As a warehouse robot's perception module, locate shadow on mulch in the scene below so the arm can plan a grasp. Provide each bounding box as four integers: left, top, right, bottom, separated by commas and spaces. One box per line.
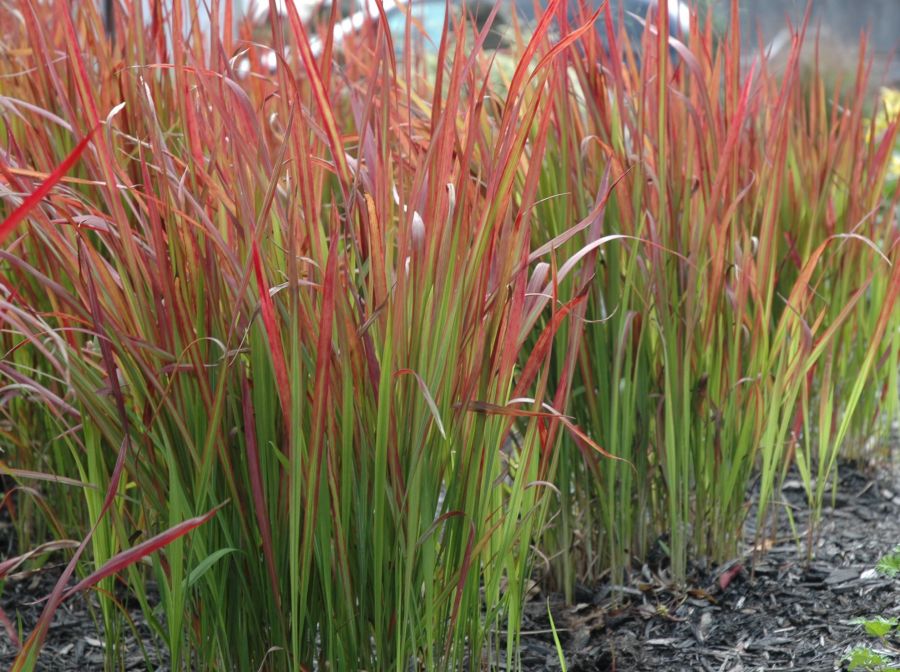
519, 461, 900, 671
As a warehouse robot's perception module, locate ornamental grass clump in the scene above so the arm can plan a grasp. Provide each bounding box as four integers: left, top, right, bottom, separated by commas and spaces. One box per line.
531, 0, 900, 591
0, 0, 899, 671
0, 0, 600, 669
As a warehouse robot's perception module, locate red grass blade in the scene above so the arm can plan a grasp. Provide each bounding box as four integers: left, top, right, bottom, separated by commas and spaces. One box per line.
56, 506, 221, 604
0, 463, 97, 491
0, 126, 97, 247
251, 241, 292, 427
464, 399, 628, 464
282, 0, 353, 198
528, 164, 619, 262
0, 540, 81, 579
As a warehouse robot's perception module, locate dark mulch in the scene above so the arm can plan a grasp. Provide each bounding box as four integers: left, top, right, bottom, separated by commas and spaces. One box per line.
519, 461, 900, 671
0, 498, 170, 672
3, 460, 900, 671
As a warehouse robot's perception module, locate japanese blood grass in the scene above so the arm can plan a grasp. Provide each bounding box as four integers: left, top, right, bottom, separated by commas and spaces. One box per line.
3, 0, 900, 669
0, 0, 611, 669
527, 0, 900, 591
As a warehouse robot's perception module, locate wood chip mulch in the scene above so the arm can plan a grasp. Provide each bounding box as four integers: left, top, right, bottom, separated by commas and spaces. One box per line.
518, 462, 900, 671
3, 458, 900, 671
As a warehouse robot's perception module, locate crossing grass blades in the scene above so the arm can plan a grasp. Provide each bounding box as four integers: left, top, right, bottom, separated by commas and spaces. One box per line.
0, 0, 898, 670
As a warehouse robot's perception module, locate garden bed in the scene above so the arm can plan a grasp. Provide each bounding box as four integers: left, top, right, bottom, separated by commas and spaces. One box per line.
4, 457, 900, 671
519, 460, 900, 671
2, 0, 899, 669
0, 513, 169, 672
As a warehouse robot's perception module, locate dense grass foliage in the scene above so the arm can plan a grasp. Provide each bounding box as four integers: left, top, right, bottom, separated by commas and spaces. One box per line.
0, 1, 898, 670
532, 3, 900, 591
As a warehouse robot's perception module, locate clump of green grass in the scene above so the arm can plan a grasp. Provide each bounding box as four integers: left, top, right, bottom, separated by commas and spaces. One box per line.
1, 0, 898, 670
